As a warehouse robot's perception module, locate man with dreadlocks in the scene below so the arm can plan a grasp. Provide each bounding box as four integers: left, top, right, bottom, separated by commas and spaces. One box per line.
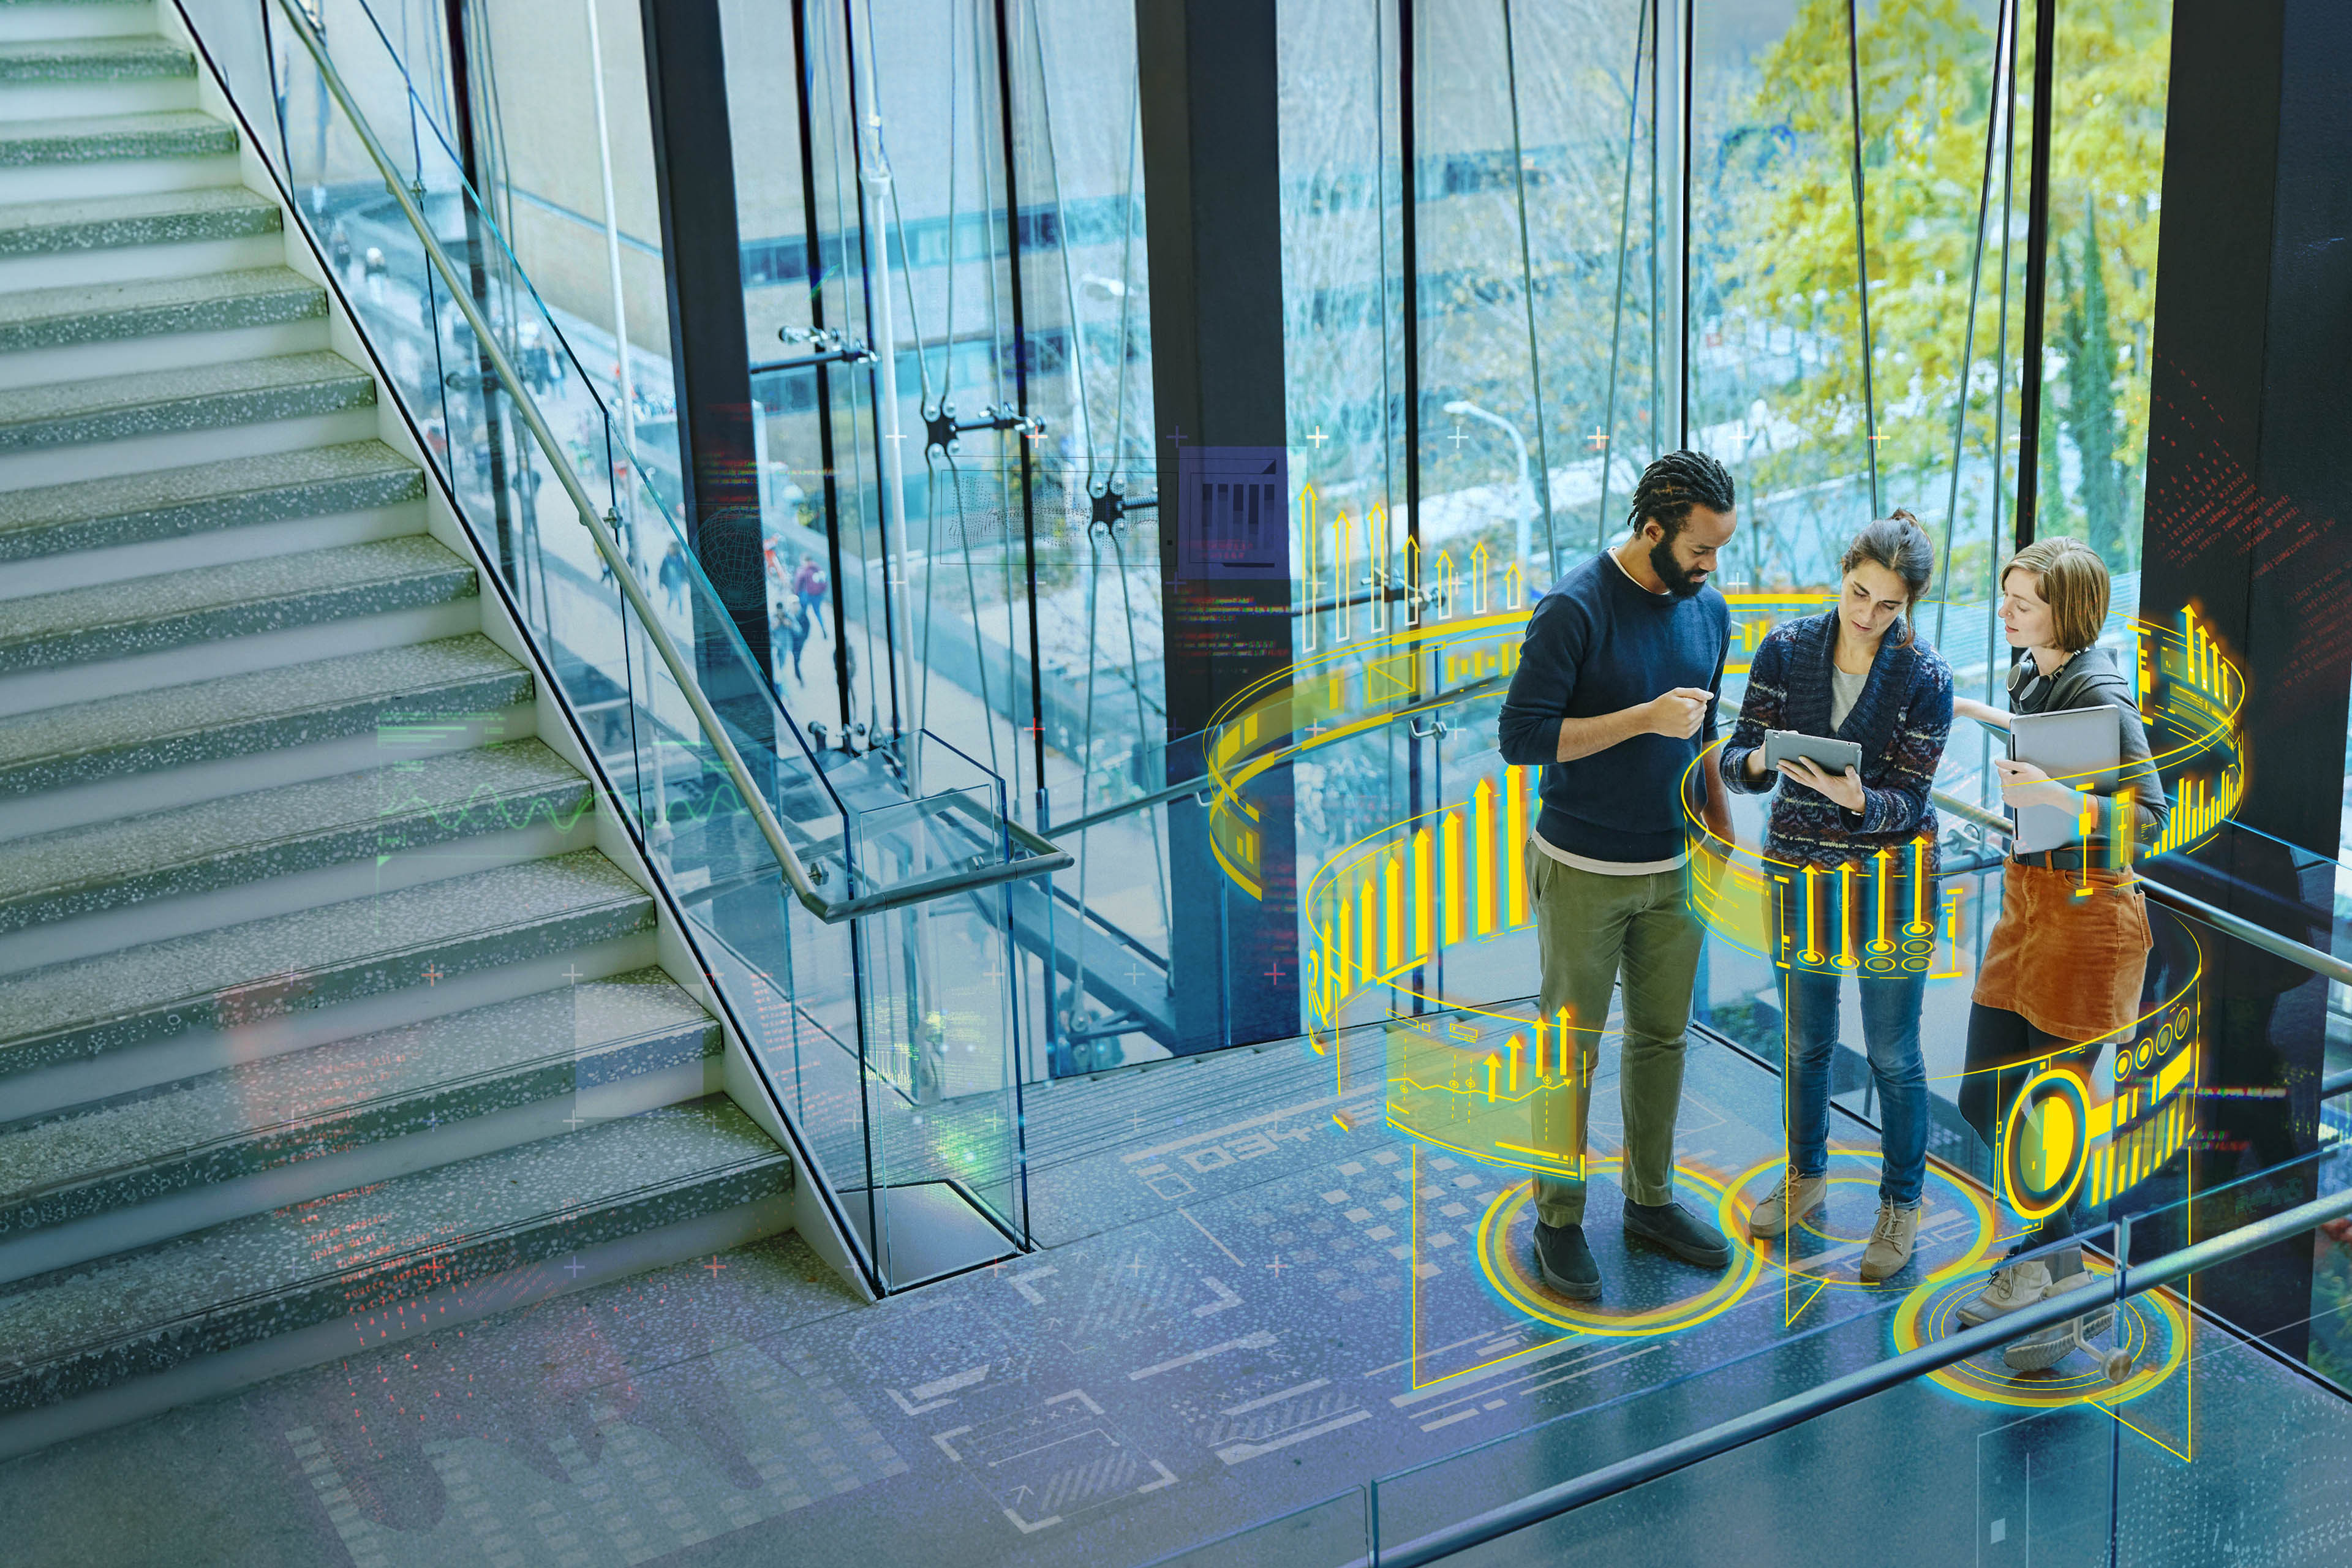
1496, 450, 1740, 1301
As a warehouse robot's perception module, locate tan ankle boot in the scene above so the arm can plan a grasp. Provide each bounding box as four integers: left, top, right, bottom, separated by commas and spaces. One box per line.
1747, 1167, 1828, 1238
1958, 1258, 2052, 1326
1859, 1200, 1925, 1281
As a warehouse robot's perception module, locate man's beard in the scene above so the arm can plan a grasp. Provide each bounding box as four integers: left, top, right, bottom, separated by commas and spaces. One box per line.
1648, 533, 1708, 598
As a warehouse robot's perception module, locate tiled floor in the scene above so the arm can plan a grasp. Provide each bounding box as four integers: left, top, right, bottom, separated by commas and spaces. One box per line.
4, 1033, 2345, 1567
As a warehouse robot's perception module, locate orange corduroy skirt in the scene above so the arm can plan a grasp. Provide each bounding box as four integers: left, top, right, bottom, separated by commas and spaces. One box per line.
1972, 861, 2153, 1043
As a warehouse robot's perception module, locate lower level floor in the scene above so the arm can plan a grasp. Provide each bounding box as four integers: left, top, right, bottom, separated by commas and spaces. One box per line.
6, 1027, 2349, 1567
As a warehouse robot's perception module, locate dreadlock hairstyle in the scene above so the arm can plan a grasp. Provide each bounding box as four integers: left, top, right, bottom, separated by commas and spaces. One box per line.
1626, 450, 1736, 542
1839, 508, 1936, 647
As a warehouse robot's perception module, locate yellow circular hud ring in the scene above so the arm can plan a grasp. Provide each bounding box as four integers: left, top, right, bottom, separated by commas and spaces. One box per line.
1891, 1261, 2191, 1409
2002, 1065, 2094, 1223
1722, 1155, 2001, 1291
1476, 1159, 1763, 1336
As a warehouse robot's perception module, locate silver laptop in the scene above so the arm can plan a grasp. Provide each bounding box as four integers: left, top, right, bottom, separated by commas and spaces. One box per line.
2009, 705, 2121, 854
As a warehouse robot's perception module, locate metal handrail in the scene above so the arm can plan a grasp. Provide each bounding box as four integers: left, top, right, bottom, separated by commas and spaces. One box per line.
1046, 668, 1510, 840
267, 0, 1063, 923
1047, 773, 1211, 837
1370, 1182, 2352, 1567
1929, 785, 2012, 840
2138, 874, 2352, 989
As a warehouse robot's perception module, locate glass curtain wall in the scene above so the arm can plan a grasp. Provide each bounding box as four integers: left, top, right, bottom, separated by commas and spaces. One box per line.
401, 1, 2198, 1131
654, 0, 2181, 1097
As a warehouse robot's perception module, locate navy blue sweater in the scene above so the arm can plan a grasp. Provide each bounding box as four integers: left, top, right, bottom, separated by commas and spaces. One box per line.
1496, 551, 1730, 862
1720, 612, 1954, 870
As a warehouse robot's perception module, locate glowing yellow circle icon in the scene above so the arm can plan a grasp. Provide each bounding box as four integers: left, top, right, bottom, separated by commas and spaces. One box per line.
2003, 1065, 2092, 1222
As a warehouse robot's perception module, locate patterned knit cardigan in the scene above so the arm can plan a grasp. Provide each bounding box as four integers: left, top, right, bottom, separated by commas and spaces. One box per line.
1720, 611, 1954, 871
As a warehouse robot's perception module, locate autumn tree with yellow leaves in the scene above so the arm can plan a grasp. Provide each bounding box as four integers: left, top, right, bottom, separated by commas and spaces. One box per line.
1697, 0, 2169, 581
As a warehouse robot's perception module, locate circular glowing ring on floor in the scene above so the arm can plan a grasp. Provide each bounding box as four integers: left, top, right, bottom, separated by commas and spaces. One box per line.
1890, 1261, 2191, 1409
1476, 1159, 1763, 1336
1721, 1155, 2000, 1292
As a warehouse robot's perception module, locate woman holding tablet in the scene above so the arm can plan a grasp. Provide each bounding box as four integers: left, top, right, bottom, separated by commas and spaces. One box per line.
1948, 538, 2167, 1370
1721, 513, 1953, 1281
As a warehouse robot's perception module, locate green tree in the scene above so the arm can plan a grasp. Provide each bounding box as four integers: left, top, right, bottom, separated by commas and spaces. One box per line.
1698, 0, 2170, 586
2059, 201, 2127, 560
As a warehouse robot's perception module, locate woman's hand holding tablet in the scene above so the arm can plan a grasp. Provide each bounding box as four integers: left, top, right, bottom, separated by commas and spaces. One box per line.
1762, 729, 1868, 812
1778, 755, 1866, 812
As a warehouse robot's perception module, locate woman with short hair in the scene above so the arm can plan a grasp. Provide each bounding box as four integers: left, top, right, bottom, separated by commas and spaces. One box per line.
1950, 537, 2168, 1371
1722, 511, 1953, 1282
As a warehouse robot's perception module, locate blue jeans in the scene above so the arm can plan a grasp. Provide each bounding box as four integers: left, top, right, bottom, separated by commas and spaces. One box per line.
1780, 965, 1929, 1206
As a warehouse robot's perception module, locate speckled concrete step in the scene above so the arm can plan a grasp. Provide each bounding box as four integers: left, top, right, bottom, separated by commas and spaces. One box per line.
0, 266, 321, 355
0, 1, 155, 43
0, 968, 717, 1240
0, 36, 189, 82
0, 535, 473, 675
0, 739, 589, 937
0, 848, 655, 1079
0, 1096, 788, 1414
0, 349, 373, 454
0, 632, 529, 797
0, 440, 419, 563
0, 187, 278, 259
0, 108, 228, 167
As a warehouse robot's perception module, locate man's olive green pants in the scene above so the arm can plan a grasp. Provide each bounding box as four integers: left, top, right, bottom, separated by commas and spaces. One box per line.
1528, 843, 1704, 1228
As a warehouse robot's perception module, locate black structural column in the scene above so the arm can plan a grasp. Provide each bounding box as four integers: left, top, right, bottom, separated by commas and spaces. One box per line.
639, 0, 773, 696
2137, 0, 2352, 1360
1136, 0, 1299, 1055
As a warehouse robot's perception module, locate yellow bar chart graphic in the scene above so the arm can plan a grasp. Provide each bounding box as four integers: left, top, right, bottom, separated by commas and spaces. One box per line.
1305, 764, 1550, 1009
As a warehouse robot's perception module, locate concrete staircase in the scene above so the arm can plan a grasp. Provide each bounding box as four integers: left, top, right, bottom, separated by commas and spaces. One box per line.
0, 0, 793, 1456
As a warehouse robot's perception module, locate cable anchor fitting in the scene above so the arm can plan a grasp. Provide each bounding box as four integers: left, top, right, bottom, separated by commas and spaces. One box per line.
1088, 480, 1159, 530
924, 399, 1046, 456
752, 326, 878, 377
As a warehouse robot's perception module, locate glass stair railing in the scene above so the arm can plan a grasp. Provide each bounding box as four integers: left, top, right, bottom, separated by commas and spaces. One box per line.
172, 0, 1068, 1296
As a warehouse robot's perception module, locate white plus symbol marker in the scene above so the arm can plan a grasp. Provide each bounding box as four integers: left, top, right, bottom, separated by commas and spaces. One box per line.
1309, 426, 1328, 448
1449, 424, 1469, 448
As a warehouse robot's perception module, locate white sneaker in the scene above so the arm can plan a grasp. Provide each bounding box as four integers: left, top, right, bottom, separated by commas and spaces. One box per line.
1958, 1258, 2052, 1326
1747, 1167, 1829, 1238
1859, 1200, 1926, 1282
